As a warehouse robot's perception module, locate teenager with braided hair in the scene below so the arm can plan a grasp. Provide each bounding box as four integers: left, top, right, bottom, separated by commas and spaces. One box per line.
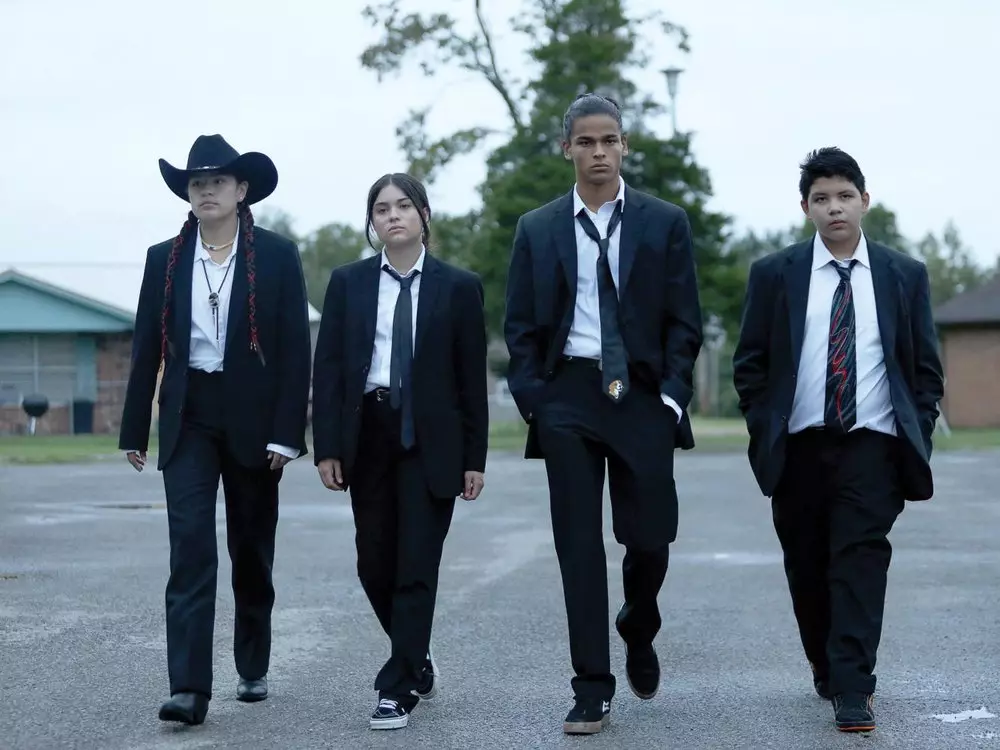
119, 134, 312, 726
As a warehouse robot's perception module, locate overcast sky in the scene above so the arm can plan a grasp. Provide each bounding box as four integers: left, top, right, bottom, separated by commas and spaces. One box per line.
1, 0, 996, 269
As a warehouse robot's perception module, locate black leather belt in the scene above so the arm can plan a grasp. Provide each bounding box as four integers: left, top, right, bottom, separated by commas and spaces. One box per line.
559, 355, 602, 370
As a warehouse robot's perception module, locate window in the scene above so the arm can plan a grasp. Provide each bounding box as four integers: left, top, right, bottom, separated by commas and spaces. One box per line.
0, 334, 78, 405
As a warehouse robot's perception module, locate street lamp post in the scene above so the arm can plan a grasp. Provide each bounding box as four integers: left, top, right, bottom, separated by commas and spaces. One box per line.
661, 66, 683, 136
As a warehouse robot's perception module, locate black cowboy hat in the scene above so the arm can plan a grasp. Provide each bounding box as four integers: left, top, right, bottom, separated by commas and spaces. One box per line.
158, 134, 278, 205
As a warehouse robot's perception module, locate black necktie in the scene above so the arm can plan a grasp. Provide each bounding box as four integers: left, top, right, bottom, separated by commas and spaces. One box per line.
383, 265, 419, 449
825, 259, 858, 433
576, 201, 628, 402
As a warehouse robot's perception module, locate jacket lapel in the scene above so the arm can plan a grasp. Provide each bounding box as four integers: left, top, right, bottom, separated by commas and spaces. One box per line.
358, 255, 381, 365
617, 186, 645, 292
224, 247, 247, 356
868, 242, 899, 355
553, 192, 577, 293
783, 239, 813, 373
170, 232, 196, 364
415, 254, 440, 356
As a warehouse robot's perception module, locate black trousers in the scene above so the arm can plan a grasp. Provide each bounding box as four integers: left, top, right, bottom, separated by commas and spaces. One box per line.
535, 358, 676, 701
772, 427, 905, 696
160, 369, 281, 698
349, 389, 455, 707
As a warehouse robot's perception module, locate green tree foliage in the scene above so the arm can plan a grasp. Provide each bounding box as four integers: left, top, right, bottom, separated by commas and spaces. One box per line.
256, 209, 368, 310
861, 203, 908, 251
726, 202, 993, 310
729, 203, 911, 266
915, 221, 991, 306
360, 0, 737, 336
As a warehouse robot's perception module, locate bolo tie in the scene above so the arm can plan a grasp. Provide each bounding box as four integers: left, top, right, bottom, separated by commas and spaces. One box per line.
201, 258, 233, 343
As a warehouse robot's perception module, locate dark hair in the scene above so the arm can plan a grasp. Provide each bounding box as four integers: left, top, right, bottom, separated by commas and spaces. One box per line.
799, 147, 866, 201
160, 199, 264, 366
364, 173, 432, 251
562, 93, 623, 141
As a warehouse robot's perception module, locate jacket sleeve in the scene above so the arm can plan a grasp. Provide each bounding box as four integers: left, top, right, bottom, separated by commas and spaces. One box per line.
454, 273, 489, 473
910, 262, 945, 455
269, 241, 313, 457
503, 215, 546, 422
311, 268, 347, 463
118, 247, 164, 451
659, 208, 704, 411
732, 258, 773, 420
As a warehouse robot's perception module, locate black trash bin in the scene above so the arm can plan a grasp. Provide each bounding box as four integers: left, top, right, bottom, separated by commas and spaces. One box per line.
73, 400, 95, 434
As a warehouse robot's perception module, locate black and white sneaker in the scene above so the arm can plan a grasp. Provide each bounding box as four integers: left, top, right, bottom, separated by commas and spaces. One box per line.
563, 698, 611, 734
369, 698, 409, 730
412, 647, 440, 700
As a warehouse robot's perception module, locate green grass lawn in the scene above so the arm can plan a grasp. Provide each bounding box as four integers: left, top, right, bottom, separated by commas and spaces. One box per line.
0, 435, 148, 465
4, 420, 998, 465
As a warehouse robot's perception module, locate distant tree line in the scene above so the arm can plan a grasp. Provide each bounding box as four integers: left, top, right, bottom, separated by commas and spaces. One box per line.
257, 0, 997, 392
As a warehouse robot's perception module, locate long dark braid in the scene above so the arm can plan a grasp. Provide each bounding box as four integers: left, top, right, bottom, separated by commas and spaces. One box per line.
160, 211, 197, 364
239, 201, 265, 366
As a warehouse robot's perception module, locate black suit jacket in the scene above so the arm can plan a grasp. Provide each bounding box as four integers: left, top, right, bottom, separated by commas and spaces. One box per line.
118, 227, 313, 470
504, 185, 704, 458
311, 253, 489, 499
732, 238, 945, 500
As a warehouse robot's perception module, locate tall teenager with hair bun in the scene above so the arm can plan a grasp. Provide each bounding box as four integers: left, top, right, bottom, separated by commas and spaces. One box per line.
311, 172, 489, 731
505, 93, 704, 735
118, 134, 312, 726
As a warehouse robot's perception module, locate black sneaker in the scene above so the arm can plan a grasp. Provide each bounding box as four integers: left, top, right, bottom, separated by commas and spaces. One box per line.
563, 698, 611, 735
832, 692, 876, 732
412, 648, 439, 700
809, 661, 830, 700
624, 642, 660, 700
369, 698, 409, 730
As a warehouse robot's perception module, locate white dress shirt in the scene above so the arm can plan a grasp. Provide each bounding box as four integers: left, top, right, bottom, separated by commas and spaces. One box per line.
788, 232, 896, 436
365, 248, 425, 393
564, 177, 682, 420
189, 227, 238, 373
125, 221, 298, 460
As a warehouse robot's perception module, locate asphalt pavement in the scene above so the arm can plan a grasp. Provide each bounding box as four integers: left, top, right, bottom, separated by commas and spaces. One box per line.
1, 448, 998, 749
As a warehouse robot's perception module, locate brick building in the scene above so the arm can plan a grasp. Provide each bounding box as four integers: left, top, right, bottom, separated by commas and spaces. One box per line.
0, 265, 320, 436
934, 276, 1000, 429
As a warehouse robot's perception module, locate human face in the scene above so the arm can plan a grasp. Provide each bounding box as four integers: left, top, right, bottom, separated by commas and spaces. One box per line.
562, 114, 628, 186
801, 176, 870, 247
188, 173, 247, 223
370, 182, 427, 249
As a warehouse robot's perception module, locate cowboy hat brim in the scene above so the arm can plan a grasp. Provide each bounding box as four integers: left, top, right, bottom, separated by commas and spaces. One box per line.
158, 151, 278, 205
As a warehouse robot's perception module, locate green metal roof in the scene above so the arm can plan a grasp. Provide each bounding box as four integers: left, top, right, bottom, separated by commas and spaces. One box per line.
0, 269, 135, 333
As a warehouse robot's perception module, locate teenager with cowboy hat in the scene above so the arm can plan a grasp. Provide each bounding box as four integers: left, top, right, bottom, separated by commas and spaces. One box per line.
119, 134, 312, 726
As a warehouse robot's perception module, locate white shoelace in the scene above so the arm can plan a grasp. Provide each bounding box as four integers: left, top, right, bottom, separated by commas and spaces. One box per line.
377, 698, 400, 712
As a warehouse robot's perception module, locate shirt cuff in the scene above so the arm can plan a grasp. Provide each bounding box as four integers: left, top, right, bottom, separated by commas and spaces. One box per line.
660, 394, 683, 422
267, 443, 300, 460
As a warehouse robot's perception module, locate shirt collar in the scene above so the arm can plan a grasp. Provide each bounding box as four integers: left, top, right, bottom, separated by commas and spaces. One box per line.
812, 230, 869, 270
381, 246, 426, 277
195, 219, 240, 265
573, 175, 626, 215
